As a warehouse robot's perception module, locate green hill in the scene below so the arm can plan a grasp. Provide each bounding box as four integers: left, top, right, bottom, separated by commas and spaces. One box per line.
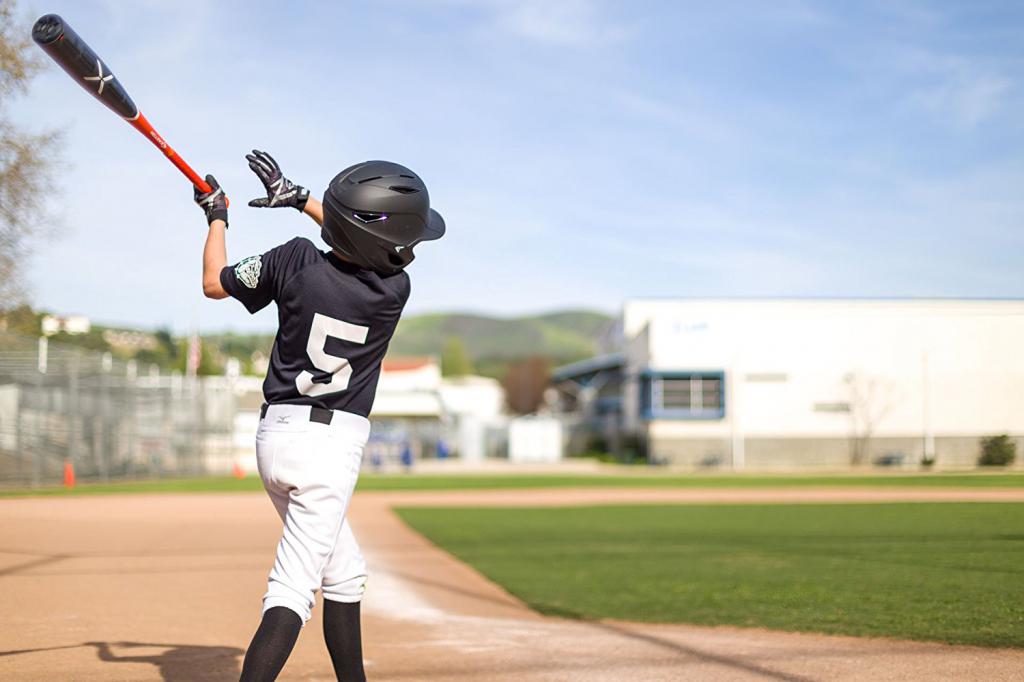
389, 310, 613, 364
2, 306, 615, 380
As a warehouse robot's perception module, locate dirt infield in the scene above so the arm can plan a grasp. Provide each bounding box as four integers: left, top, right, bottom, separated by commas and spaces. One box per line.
1, 488, 1022, 681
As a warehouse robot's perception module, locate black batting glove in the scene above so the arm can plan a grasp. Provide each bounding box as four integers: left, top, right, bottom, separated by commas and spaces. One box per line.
194, 174, 228, 226
245, 149, 309, 211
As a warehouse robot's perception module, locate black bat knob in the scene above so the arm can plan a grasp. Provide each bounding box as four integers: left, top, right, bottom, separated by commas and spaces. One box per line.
32, 13, 64, 45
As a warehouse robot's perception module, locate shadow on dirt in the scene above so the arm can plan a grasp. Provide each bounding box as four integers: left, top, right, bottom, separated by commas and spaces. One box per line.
0, 642, 244, 681
0, 553, 70, 576
85, 641, 243, 681
0, 643, 84, 657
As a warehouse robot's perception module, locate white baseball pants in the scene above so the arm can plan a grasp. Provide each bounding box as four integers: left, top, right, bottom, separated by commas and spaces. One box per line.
255, 403, 371, 624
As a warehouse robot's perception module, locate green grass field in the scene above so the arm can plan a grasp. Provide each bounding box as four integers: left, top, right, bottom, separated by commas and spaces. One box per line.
2, 471, 1023, 497
396, 503, 1024, 647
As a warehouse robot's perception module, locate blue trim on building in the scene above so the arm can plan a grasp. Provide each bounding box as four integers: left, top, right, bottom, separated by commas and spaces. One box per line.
595, 396, 623, 415
551, 353, 625, 383
640, 370, 726, 421
640, 369, 723, 379
642, 406, 726, 420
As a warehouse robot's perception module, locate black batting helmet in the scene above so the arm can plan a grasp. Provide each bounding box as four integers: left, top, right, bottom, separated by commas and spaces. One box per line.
321, 161, 446, 275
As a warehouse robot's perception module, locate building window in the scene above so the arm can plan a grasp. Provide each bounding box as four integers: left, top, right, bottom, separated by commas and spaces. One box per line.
643, 372, 725, 420
745, 372, 788, 383
813, 401, 850, 413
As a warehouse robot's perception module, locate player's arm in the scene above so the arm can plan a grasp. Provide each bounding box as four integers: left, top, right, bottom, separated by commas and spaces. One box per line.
246, 150, 320, 226
302, 196, 324, 226
202, 219, 228, 298
195, 174, 229, 299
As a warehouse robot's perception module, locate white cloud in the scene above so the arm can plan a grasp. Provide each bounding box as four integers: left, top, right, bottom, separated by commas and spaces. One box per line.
910, 68, 1012, 129
610, 89, 747, 151
487, 0, 631, 46
892, 48, 1014, 129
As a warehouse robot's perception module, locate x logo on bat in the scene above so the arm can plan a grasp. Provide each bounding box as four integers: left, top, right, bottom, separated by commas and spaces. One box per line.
83, 59, 113, 95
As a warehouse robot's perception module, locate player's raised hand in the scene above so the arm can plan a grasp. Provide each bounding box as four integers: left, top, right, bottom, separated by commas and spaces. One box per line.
246, 150, 310, 211
194, 174, 228, 226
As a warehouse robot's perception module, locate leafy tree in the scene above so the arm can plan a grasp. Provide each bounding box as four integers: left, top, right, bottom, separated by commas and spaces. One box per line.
154, 328, 176, 356
135, 327, 180, 371
441, 336, 473, 377
176, 335, 223, 376
0, 303, 40, 334
197, 341, 222, 376
0, 0, 60, 306
503, 355, 552, 414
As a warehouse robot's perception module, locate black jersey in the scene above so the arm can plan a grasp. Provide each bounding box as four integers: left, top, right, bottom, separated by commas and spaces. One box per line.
220, 237, 410, 417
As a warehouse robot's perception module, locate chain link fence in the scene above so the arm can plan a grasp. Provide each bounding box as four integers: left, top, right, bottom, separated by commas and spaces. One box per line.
0, 332, 236, 488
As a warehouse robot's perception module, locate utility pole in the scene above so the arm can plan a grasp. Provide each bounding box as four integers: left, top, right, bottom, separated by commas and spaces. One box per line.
68, 350, 81, 484
729, 360, 745, 471
922, 349, 935, 465
37, 336, 47, 374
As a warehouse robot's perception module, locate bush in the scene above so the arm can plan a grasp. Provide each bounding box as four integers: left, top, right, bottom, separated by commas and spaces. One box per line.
978, 435, 1017, 467
572, 434, 649, 465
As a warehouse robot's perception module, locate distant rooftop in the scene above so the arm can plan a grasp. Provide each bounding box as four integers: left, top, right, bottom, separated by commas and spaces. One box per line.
382, 356, 436, 372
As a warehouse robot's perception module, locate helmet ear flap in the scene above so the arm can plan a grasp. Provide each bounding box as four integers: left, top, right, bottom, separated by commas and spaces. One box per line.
320, 225, 370, 270
387, 245, 415, 270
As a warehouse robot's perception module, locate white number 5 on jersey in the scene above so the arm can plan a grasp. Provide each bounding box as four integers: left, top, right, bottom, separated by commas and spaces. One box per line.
295, 312, 369, 397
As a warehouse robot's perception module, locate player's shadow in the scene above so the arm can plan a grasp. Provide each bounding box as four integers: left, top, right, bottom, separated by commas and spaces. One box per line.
85, 641, 243, 681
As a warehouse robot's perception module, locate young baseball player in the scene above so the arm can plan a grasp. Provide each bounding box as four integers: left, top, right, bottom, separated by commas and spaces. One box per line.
195, 151, 445, 681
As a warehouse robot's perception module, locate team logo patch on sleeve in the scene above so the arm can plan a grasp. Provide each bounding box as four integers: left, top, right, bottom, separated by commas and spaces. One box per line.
235, 255, 262, 289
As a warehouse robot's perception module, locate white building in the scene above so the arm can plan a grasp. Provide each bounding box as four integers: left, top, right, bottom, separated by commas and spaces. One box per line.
554, 299, 1024, 470
41, 314, 91, 336
508, 416, 564, 463
228, 357, 507, 473
369, 357, 506, 464
372, 357, 446, 420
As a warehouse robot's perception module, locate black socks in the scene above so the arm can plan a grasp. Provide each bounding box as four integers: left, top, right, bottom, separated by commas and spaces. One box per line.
323, 600, 366, 682
238, 606, 302, 682
237, 602, 365, 681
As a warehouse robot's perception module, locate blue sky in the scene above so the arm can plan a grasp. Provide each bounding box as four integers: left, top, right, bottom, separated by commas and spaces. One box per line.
10, 0, 1024, 332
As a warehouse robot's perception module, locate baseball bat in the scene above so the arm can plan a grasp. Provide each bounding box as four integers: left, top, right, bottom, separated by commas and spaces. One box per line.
32, 13, 220, 198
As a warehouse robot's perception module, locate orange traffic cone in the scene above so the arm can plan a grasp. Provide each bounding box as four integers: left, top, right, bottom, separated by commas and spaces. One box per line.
63, 460, 76, 488
231, 461, 245, 479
